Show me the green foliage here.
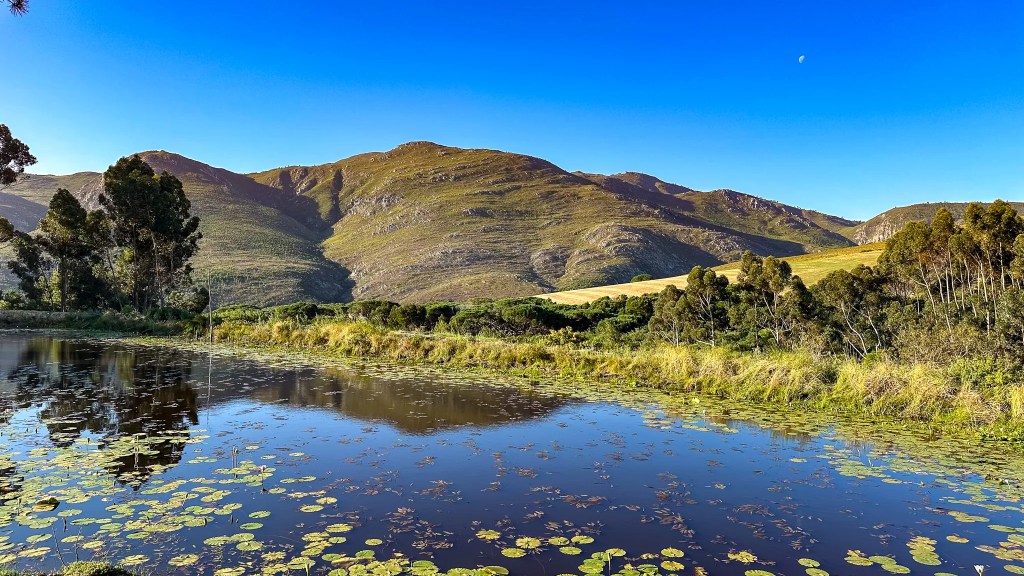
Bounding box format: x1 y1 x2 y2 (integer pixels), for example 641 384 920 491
0 215 12 245
37 188 108 310
813 265 892 358
0 123 36 188
8 230 47 303
61 562 133 576
4 156 211 326
100 154 202 313
630 274 653 282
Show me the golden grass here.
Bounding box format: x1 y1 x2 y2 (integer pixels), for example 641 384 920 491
209 318 1024 438
540 243 886 304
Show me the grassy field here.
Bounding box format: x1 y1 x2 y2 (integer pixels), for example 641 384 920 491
541 243 886 304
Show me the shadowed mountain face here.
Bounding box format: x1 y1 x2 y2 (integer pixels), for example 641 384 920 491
0 154 353 305
2 141 872 304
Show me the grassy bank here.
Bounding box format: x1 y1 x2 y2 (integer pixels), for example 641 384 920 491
209 318 1024 441
0 309 185 334
0 562 132 576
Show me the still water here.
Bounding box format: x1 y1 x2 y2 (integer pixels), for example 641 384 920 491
0 333 1021 576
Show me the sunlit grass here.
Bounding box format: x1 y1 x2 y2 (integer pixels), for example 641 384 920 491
212 317 1024 439
541 243 885 304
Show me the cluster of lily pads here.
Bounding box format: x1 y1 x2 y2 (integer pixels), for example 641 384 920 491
3 336 1024 576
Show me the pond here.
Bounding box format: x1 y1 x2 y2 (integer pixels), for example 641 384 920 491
0 333 1021 576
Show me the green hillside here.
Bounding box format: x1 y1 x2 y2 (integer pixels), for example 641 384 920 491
253 142 857 302
5 142 975 306
0 154 351 305
578 171 860 248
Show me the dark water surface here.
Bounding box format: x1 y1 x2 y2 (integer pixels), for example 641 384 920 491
0 333 1021 576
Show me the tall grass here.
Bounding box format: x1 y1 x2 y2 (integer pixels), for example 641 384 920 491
212 319 1024 438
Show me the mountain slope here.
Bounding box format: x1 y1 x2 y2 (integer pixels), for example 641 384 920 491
852 201 1024 244
577 172 860 248
0 172 102 232
1 142 917 305
0 154 351 305
252 142 856 302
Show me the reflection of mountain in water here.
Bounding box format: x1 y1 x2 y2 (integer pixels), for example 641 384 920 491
0 334 569 484
248 368 569 434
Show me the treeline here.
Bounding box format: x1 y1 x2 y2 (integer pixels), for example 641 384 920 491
0 155 206 316
213 200 1024 370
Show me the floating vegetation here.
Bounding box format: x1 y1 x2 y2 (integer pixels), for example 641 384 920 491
0 333 1022 576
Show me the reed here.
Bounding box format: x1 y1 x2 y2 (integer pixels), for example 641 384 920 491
211 318 1024 439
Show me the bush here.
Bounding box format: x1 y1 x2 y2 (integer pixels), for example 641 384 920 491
631 274 653 282
269 302 328 322
388 303 426 330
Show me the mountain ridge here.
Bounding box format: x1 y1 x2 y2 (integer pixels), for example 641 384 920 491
0 141 1002 305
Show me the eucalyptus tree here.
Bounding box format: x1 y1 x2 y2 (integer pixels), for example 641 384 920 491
99 155 202 313
678 266 730 346
0 124 35 188
649 285 685 346
730 252 805 348
37 189 106 311
4 0 28 15
813 265 891 358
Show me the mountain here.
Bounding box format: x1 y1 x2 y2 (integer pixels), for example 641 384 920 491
576 172 859 248
251 141 856 301
6 141 966 306
0 153 351 305
852 201 1024 244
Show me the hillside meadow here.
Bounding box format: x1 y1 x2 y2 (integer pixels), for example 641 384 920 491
541 243 885 304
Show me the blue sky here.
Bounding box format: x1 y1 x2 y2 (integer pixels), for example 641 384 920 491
2 1 1021 219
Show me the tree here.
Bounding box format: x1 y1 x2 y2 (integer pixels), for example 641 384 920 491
7 231 48 305
679 266 729 346
99 155 202 313
5 1 28 15
731 252 798 348
813 265 891 358
0 217 12 245
0 124 37 189
649 285 684 345
37 189 105 311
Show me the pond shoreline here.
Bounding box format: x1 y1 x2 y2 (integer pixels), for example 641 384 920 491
3 330 1023 576
122 318 1024 444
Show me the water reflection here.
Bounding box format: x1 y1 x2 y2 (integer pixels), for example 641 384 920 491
250 368 567 433
2 337 199 482
0 334 568 482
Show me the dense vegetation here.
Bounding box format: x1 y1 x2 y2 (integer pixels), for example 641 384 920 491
1 154 206 316
210 200 1024 369
192 201 1024 437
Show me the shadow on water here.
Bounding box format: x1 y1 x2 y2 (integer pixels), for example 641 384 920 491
0 334 569 482
1 333 1020 576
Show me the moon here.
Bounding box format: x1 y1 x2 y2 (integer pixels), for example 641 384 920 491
798 55 805 64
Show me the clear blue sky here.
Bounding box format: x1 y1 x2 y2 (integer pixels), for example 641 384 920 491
2 1 1021 219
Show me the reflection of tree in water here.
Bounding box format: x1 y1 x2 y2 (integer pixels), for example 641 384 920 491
3 337 199 484
251 367 569 434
